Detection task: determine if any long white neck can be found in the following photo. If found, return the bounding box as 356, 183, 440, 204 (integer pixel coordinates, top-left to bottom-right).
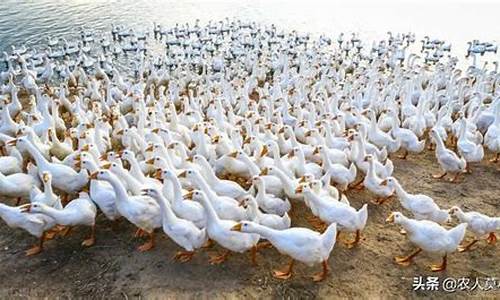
392, 180, 409, 199
246, 197, 261, 220
255, 180, 266, 196
36, 205, 66, 223
240, 154, 260, 176
167, 175, 184, 204
43, 180, 54, 198
83, 159, 99, 173
271, 169, 294, 189
23, 140, 49, 168
154, 193, 178, 223
198, 158, 219, 183
432, 132, 446, 152
105, 173, 129, 202
193, 174, 217, 200
0, 203, 16, 217
244, 223, 279, 240
197, 193, 220, 225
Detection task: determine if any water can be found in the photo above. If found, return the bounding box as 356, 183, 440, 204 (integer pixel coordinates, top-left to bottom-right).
0, 0, 498, 60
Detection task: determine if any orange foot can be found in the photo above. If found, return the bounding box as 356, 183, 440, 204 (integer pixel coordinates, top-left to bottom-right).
134, 228, 146, 238
272, 269, 292, 280
138, 240, 154, 252
208, 251, 229, 265
430, 263, 446, 272
45, 230, 57, 240
256, 241, 273, 250
311, 261, 329, 282
394, 256, 413, 266
201, 239, 214, 249
60, 226, 72, 237
432, 172, 446, 179
81, 237, 95, 247
344, 235, 361, 249
173, 251, 195, 263
25, 245, 42, 256
311, 271, 327, 282
487, 233, 497, 245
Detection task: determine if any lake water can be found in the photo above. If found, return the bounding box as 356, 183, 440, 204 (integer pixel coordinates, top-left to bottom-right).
0, 0, 498, 62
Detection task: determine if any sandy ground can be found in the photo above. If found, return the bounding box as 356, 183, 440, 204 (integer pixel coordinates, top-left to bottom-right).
0, 149, 498, 299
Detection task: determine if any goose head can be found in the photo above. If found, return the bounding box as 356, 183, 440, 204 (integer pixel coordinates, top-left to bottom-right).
20, 202, 46, 213
140, 187, 162, 200
380, 176, 396, 187
41, 171, 52, 184
231, 221, 258, 232
448, 206, 463, 219
294, 182, 312, 194
385, 212, 404, 224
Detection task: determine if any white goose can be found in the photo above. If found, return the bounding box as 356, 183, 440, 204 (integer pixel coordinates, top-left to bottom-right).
77, 154, 119, 221
24, 192, 97, 247
157, 169, 206, 229
232, 221, 337, 282
297, 183, 368, 248
448, 206, 499, 252
192, 154, 247, 199
142, 188, 208, 262
9, 137, 88, 195
239, 195, 291, 230
386, 212, 467, 272
429, 128, 466, 182
188, 190, 260, 265
0, 169, 39, 205
94, 170, 161, 251
0, 202, 56, 255
383, 177, 449, 224
179, 169, 247, 221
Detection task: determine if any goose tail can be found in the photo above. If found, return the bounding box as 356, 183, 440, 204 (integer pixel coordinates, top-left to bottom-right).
282, 212, 291, 228
384, 159, 394, 177
348, 163, 357, 182
356, 204, 369, 230
448, 223, 468, 247
321, 222, 337, 254
415, 139, 426, 153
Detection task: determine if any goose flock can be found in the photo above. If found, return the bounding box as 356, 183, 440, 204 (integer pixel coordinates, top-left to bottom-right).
0, 19, 499, 282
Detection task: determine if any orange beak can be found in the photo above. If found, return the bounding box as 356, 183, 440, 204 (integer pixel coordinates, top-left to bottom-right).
385, 213, 395, 223
260, 146, 268, 157
230, 223, 242, 231
183, 190, 194, 200
19, 204, 31, 213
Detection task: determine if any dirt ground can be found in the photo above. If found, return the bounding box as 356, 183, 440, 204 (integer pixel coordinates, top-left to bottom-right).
0, 149, 498, 299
